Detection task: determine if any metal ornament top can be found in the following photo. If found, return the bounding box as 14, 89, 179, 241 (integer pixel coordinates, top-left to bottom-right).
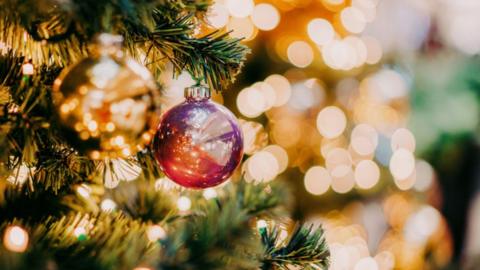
184, 85, 212, 101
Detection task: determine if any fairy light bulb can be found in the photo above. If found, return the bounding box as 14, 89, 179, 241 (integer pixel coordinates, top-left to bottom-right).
203, 188, 218, 200
100, 199, 117, 212
73, 227, 87, 239
147, 225, 167, 242
3, 226, 29, 253
256, 219, 268, 230
177, 196, 192, 211
22, 62, 34, 75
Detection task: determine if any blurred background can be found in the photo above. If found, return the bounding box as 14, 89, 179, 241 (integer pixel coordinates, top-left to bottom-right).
161, 0, 480, 269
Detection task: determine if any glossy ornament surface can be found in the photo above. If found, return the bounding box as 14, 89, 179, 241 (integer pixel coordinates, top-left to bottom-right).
153, 85, 243, 189
53, 33, 160, 159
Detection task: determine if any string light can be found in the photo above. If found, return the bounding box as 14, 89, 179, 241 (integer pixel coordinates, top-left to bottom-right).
177, 196, 192, 212
247, 151, 279, 182
225, 0, 254, 18
251, 3, 280, 31
316, 106, 347, 139
304, 166, 331, 195
262, 145, 289, 174
147, 225, 167, 242
340, 7, 367, 34
391, 128, 416, 152
256, 219, 268, 230
22, 62, 34, 75
287, 41, 314, 68
354, 160, 380, 189
307, 18, 335, 45
3, 225, 29, 253
73, 226, 87, 241
76, 184, 91, 198
203, 188, 218, 200
100, 199, 117, 212
207, 2, 229, 28
227, 17, 257, 40
264, 74, 292, 107
389, 148, 415, 181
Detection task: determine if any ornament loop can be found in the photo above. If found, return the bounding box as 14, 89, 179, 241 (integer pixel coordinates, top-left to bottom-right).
184, 85, 211, 101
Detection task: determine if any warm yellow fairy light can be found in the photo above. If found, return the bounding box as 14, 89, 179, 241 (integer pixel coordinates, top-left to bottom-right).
304, 166, 332, 195
361, 36, 383, 65
236, 87, 267, 118
322, 39, 349, 70
73, 227, 87, 238
100, 199, 117, 212
394, 170, 416, 190
307, 18, 335, 45
354, 160, 380, 189
263, 145, 289, 174
207, 2, 230, 29
225, 0, 254, 18
414, 160, 434, 192
389, 148, 415, 180
251, 3, 280, 31
264, 74, 292, 107
351, 124, 378, 156
147, 225, 166, 242
22, 63, 34, 75
340, 7, 367, 34
76, 184, 91, 198
226, 17, 256, 40
247, 151, 279, 182
203, 188, 218, 200
252, 81, 276, 110
326, 147, 352, 171
354, 257, 379, 270
287, 41, 314, 68
331, 165, 355, 193
344, 36, 367, 68
316, 106, 347, 139
177, 196, 192, 211
3, 226, 28, 253
321, 137, 347, 159
256, 219, 268, 230
391, 128, 416, 152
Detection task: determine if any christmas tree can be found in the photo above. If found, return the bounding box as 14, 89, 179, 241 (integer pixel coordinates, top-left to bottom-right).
0, 0, 329, 269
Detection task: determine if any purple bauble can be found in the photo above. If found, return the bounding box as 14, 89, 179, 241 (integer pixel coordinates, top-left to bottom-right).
153, 86, 243, 189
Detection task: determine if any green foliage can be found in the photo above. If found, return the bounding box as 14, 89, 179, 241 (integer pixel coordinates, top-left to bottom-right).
0, 0, 329, 269
261, 223, 330, 270
0, 0, 248, 89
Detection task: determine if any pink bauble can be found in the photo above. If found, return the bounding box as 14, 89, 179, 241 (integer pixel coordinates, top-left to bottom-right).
153, 86, 243, 189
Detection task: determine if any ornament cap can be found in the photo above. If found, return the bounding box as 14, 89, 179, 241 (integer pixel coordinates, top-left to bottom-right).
184, 85, 211, 101
93, 33, 123, 56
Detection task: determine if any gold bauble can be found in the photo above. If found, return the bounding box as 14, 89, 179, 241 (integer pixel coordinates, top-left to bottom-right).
53, 33, 160, 159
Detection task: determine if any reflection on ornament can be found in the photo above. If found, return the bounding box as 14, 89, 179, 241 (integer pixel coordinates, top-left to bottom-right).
53, 34, 160, 159
153, 85, 243, 189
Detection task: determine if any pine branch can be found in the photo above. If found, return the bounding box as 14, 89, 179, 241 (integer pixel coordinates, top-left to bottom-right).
0, 0, 248, 89
0, 213, 158, 270
261, 224, 330, 270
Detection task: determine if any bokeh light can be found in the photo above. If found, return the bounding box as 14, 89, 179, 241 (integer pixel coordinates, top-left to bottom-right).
251, 3, 280, 31
307, 18, 335, 45
287, 41, 314, 68
304, 166, 332, 195
317, 106, 347, 139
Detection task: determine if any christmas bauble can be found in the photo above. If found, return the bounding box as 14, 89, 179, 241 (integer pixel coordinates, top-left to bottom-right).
153, 85, 243, 189
53, 33, 160, 159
